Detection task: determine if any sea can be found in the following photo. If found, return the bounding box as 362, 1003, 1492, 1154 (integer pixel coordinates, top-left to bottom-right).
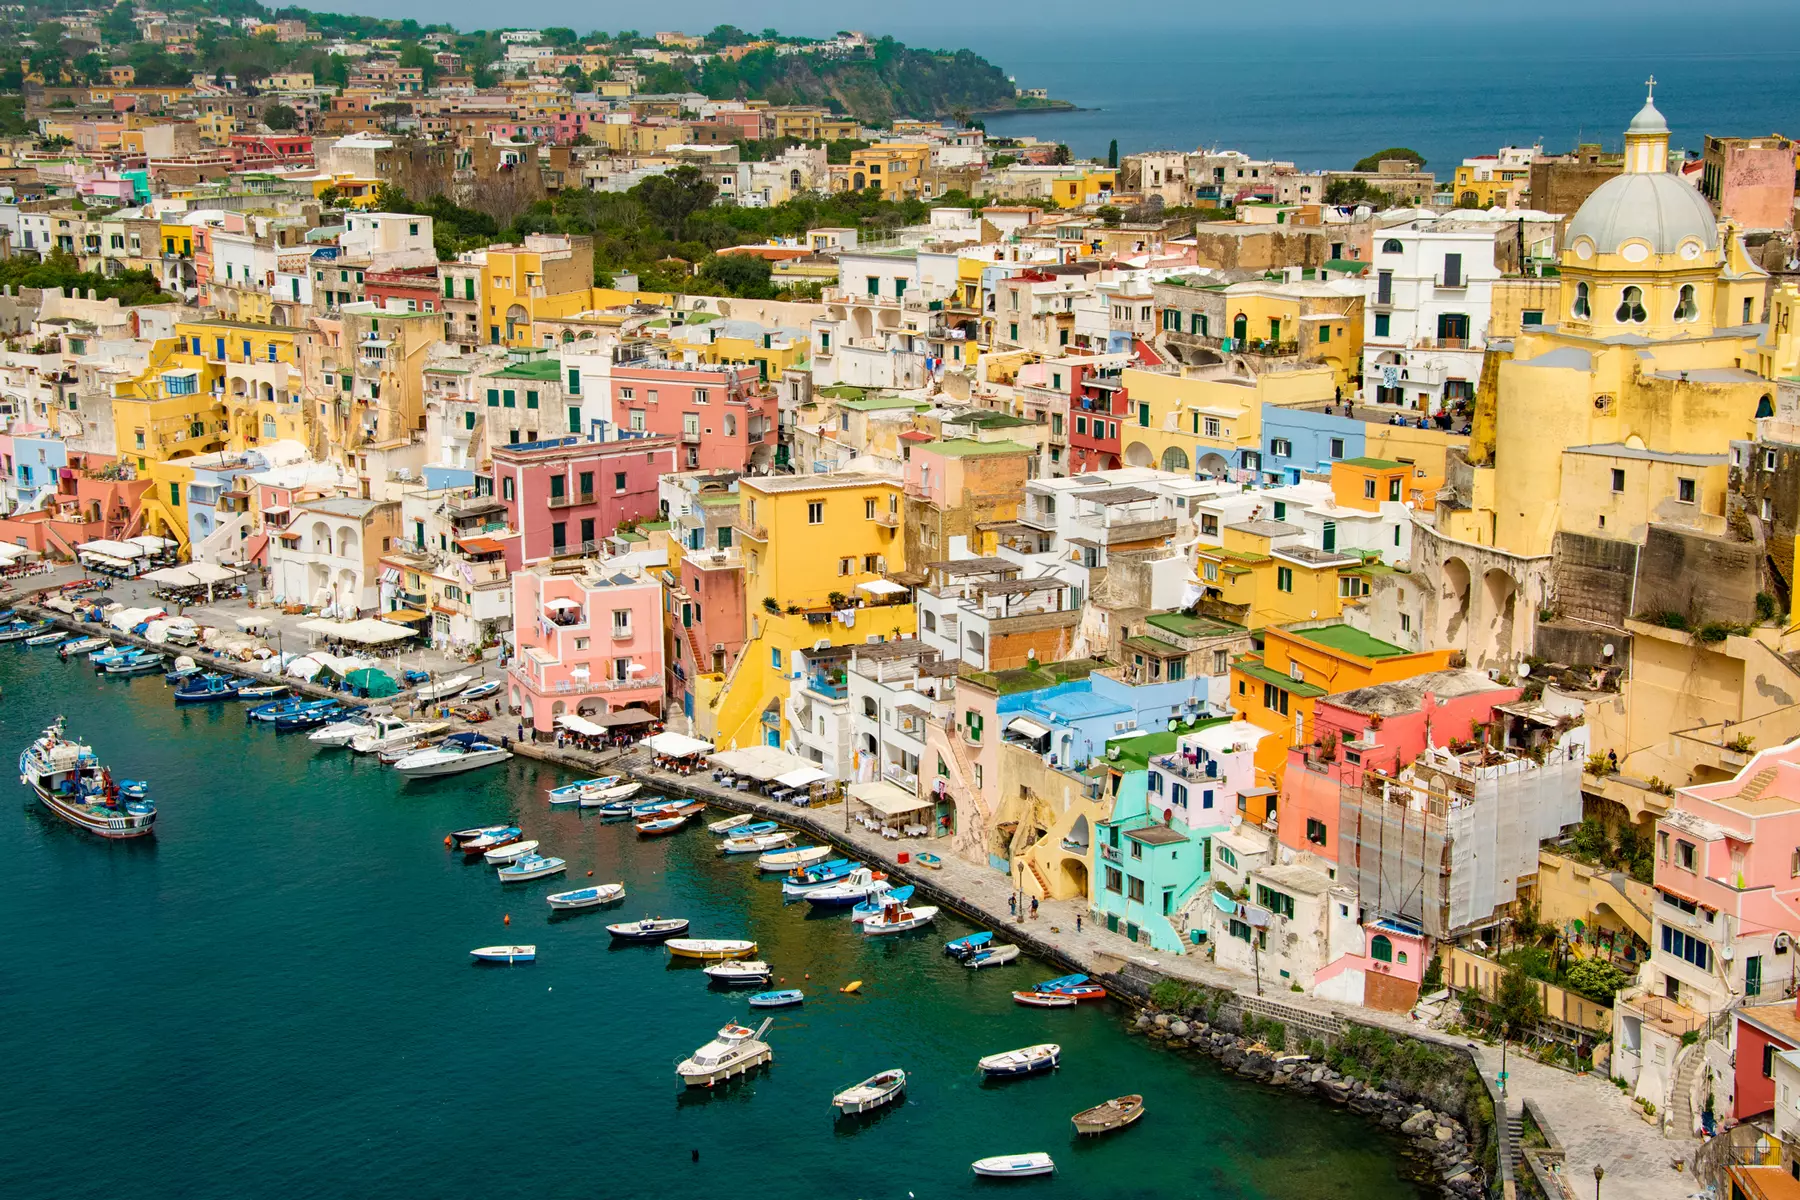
0, 644, 1433, 1200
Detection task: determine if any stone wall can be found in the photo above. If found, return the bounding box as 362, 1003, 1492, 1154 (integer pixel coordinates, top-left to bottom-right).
1636, 524, 1761, 624
1551, 531, 1639, 626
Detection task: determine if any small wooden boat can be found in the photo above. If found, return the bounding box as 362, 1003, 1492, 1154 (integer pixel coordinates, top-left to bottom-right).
237, 683, 289, 699
607, 917, 689, 941
1071, 1094, 1144, 1136
462, 679, 501, 701
0, 619, 53, 642
666, 938, 756, 960
720, 830, 795, 855
718, 819, 779, 838
707, 812, 755, 834
58, 636, 108, 659
1059, 984, 1108, 1002
635, 815, 687, 836
546, 883, 624, 910
460, 827, 521, 855
414, 672, 472, 701
860, 903, 939, 936
703, 959, 771, 986
24, 629, 68, 646
915, 851, 943, 869
756, 844, 831, 872
106, 652, 165, 676
470, 944, 535, 963
834, 1068, 906, 1116
748, 989, 804, 1008
547, 776, 619, 805
1012, 990, 1078, 1008
780, 859, 860, 899
1031, 973, 1087, 992
581, 782, 643, 808
977, 1043, 1060, 1078
676, 1019, 772, 1088
482, 839, 540, 864
450, 823, 511, 843
447, 704, 491, 723
971, 1153, 1054, 1178
945, 931, 994, 959
173, 673, 243, 702
965, 943, 1020, 969
497, 854, 567, 883
852, 884, 913, 923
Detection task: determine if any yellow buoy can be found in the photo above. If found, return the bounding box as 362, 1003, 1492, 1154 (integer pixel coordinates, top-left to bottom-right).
841, 980, 863, 994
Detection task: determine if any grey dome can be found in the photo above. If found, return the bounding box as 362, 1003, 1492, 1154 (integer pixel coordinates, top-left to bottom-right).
1628, 99, 1668, 134
1566, 171, 1719, 256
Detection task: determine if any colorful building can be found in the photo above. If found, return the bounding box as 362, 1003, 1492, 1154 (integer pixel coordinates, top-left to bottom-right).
508, 561, 667, 736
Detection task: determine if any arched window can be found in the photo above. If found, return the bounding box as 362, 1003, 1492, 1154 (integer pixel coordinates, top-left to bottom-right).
1616, 286, 1647, 324
1232, 313, 1248, 342
1572, 281, 1590, 319
1674, 284, 1698, 322
1370, 934, 1394, 962
1397, 951, 1409, 964
1382, 238, 1404, 253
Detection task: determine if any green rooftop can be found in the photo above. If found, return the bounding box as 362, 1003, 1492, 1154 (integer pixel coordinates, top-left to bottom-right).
961, 657, 1108, 696
697, 493, 739, 506
837, 394, 924, 412
816, 385, 867, 400
1122, 634, 1185, 657
489, 359, 564, 381
1323, 258, 1371, 275
961, 411, 1034, 429
1291, 623, 1409, 659
1146, 611, 1245, 640
1338, 457, 1405, 470
925, 438, 1035, 457
1233, 657, 1328, 698
1105, 716, 1231, 772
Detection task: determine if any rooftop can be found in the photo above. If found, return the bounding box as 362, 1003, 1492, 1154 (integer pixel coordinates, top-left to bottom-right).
1146, 611, 1246, 640
1290, 623, 1410, 659
925, 438, 1035, 457
1325, 668, 1510, 716
488, 358, 565, 381
1338, 456, 1405, 470
961, 657, 1108, 696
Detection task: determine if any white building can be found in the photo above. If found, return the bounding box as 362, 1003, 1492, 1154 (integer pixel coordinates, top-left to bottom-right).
338, 211, 437, 269
268, 496, 395, 616
1361, 217, 1502, 414
847, 641, 953, 793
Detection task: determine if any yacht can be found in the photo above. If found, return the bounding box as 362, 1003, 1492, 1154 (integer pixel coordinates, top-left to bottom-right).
392, 732, 512, 779
676, 1020, 773, 1088
351, 716, 448, 755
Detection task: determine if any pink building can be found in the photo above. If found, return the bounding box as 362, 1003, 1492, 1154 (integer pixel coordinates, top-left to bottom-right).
1278, 669, 1516, 863
492, 436, 675, 565
610, 360, 777, 473
508, 562, 666, 736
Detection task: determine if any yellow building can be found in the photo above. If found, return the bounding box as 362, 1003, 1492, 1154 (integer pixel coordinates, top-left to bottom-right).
1196, 519, 1362, 631
312, 173, 381, 207
1117, 363, 1334, 474
482, 239, 597, 346
1221, 277, 1364, 387
841, 143, 930, 200
267, 72, 315, 90
196, 111, 238, 145
1050, 170, 1118, 208
710, 473, 913, 752
159, 221, 194, 258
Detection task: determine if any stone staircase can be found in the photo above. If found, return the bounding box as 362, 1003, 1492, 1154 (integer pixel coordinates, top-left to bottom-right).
1024, 855, 1051, 898
1505, 1104, 1526, 1174
1666, 1041, 1704, 1139
1738, 767, 1778, 800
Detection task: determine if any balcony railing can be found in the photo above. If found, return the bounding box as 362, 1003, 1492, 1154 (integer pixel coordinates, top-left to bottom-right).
872, 510, 900, 527
881, 764, 919, 792
681, 429, 701, 444
546, 492, 594, 509
732, 518, 768, 542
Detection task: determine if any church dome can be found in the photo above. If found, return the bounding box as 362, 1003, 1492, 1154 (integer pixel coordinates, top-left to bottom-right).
1627, 98, 1668, 135
1565, 171, 1719, 257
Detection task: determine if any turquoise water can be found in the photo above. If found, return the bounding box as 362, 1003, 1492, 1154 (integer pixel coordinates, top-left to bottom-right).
2, 646, 1431, 1199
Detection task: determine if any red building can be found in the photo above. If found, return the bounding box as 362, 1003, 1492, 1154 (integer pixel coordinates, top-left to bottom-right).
364, 266, 445, 316
1068, 362, 1125, 472
228, 133, 313, 168
491, 436, 676, 566
609, 359, 777, 473
1732, 998, 1800, 1122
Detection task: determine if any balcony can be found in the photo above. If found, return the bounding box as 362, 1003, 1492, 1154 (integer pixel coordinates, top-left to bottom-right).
872, 510, 900, 528
732, 518, 768, 542
546, 492, 594, 509
804, 674, 848, 701
509, 664, 654, 696
881, 763, 919, 792
549, 539, 602, 558
610, 624, 634, 640
681, 429, 701, 444
1434, 273, 1469, 290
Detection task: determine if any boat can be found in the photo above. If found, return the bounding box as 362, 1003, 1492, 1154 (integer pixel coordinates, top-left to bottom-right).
719, 819, 778, 838
780, 860, 861, 899
470, 944, 535, 964
236, 683, 289, 700
1057, 984, 1109, 1002
606, 917, 688, 941
162, 656, 201, 682
756, 844, 831, 872
801, 867, 888, 907
703, 960, 772, 986
116, 779, 150, 800
24, 629, 67, 646
965, 944, 1020, 969
17, 718, 155, 839
579, 782, 642, 809
247, 696, 316, 722
546, 776, 620, 805
0, 619, 53, 642
173, 673, 243, 703
462, 679, 501, 701
1030, 974, 1106, 1001
482, 839, 540, 864
447, 704, 491, 723
915, 851, 942, 869
976, 1043, 1061, 1078
945, 931, 994, 960
459, 827, 522, 855
450, 823, 512, 844
105, 651, 165, 676
393, 732, 512, 778
851, 884, 913, 923
275, 704, 348, 732
350, 716, 448, 755
971, 1153, 1055, 1179
676, 1019, 772, 1088
635, 815, 687, 836
58, 636, 108, 659
719, 830, 794, 855
748, 989, 805, 1009
666, 938, 756, 960
629, 798, 679, 818
1071, 1095, 1145, 1136
546, 883, 624, 910
310, 716, 378, 747
497, 854, 567, 883
91, 644, 143, 667
1031, 973, 1088, 992
860, 902, 939, 936
707, 813, 765, 835
833, 1068, 906, 1116
414, 672, 473, 701
1012, 990, 1078, 1009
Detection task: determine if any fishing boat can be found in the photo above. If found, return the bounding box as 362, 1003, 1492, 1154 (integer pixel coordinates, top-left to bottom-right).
945, 931, 994, 960
1071, 1095, 1144, 1136
414, 672, 473, 701
976, 1043, 1061, 1078
860, 902, 939, 936
799, 866, 885, 907
606, 917, 688, 941
497, 854, 567, 883
965, 943, 1020, 969
546, 883, 624, 910
351, 717, 448, 755
450, 823, 511, 844
24, 629, 68, 646
58, 636, 108, 659
247, 696, 312, 722
707, 813, 766, 835
748, 989, 804, 1009
719, 830, 794, 855
17, 718, 155, 839
833, 1068, 906, 1116
393, 732, 512, 778
756, 844, 831, 872
1030, 974, 1106, 1001
666, 938, 757, 960
546, 776, 620, 805
482, 839, 539, 864
635, 815, 687, 836
0, 619, 53, 642
703, 959, 772, 986
276, 704, 348, 732
173, 673, 242, 703
1012, 990, 1078, 1009
719, 820, 780, 839
851, 884, 913, 923
1058, 984, 1108, 1002
915, 851, 942, 869
469, 944, 535, 964
676, 1019, 772, 1088
236, 683, 289, 700
780, 859, 860, 899
105, 650, 165, 676
462, 679, 501, 701
971, 1153, 1055, 1179
579, 782, 642, 809
162, 656, 201, 682
91, 644, 142, 667
1031, 973, 1087, 992
629, 798, 679, 818
459, 827, 522, 855
309, 715, 379, 747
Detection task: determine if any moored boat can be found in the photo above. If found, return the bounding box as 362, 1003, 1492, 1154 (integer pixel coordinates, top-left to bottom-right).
582, 782, 645, 809
173, 672, 242, 703
0, 619, 53, 642
58, 635, 108, 659
310, 716, 377, 747
707, 813, 768, 835
393, 732, 512, 778
482, 839, 539, 864
450, 823, 511, 843
17, 717, 155, 839
247, 696, 315, 722
860, 902, 939, 936
459, 826, 521, 855
414, 672, 473, 701
676, 1019, 772, 1088
971, 1153, 1054, 1178
945, 931, 994, 959
1071, 1094, 1144, 1136
634, 815, 687, 836
350, 716, 447, 755
547, 776, 619, 805
748, 989, 804, 1009
851, 884, 912, 923
977, 1043, 1060, 1078
719, 830, 794, 855
1012, 990, 1078, 1009
104, 650, 164, 675
703, 959, 771, 986
273, 703, 347, 732
24, 629, 68, 646
801, 867, 886, 907
470, 944, 535, 963
756, 844, 831, 872
779, 859, 859, 899
496, 854, 567, 883
546, 883, 624, 910
1057, 984, 1108, 1002
833, 1068, 906, 1116
666, 938, 756, 960
606, 917, 688, 941
236, 683, 289, 700
965, 943, 1020, 969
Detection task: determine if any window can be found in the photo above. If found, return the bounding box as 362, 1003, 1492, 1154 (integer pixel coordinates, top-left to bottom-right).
1307, 818, 1327, 846
1076, 416, 1088, 435
839, 557, 853, 576
1677, 477, 1696, 504
1616, 286, 1647, 324
1203, 561, 1219, 582
1329, 437, 1345, 459
1381, 238, 1404, 254
503, 390, 516, 409
1661, 923, 1712, 971
1374, 313, 1390, 338
1277, 566, 1293, 592
551, 521, 566, 550
1676, 840, 1697, 871
1675, 285, 1698, 322
807, 501, 824, 525
1127, 877, 1145, 903
1273, 501, 1286, 521
772, 648, 783, 670
1104, 867, 1123, 894
1364, 478, 1377, 500
502, 477, 515, 501
1573, 282, 1591, 320
1262, 682, 1289, 715
1212, 649, 1229, 675
1522, 310, 1544, 327
1272, 438, 1292, 458
1255, 885, 1295, 919
1204, 417, 1221, 438
526, 390, 538, 410
863, 554, 878, 572
1371, 934, 1394, 962
1746, 297, 1756, 324
1763, 498, 1774, 522
1389, 478, 1402, 502
567, 369, 580, 395
1319, 325, 1330, 344
612, 609, 631, 636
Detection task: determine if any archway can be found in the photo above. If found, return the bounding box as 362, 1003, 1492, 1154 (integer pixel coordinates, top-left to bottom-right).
1197, 452, 1229, 477
1232, 313, 1247, 342
1123, 441, 1153, 468
1065, 813, 1090, 851
1482, 568, 1518, 665
1160, 446, 1190, 472
1440, 556, 1471, 645
1058, 856, 1090, 896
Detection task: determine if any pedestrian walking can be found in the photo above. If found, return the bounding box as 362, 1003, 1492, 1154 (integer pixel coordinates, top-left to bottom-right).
1076, 913, 1082, 932
1030, 896, 1039, 919
517, 721, 525, 741
1009, 895, 1017, 917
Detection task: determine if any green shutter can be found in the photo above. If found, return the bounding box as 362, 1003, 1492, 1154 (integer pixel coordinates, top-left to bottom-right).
567, 406, 581, 434
526, 390, 539, 409
503, 390, 515, 408
487, 389, 499, 407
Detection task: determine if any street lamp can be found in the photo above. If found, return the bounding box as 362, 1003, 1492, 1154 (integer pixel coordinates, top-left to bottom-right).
1593, 1162, 1603, 1200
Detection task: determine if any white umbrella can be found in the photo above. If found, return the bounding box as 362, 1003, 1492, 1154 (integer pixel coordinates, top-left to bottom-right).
544, 598, 580, 611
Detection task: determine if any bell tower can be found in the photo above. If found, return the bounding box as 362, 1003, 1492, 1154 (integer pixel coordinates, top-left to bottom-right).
1623, 76, 1670, 175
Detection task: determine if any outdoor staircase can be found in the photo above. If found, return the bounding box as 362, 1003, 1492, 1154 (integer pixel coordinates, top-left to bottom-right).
1025, 856, 1051, 898
191, 513, 248, 565
1504, 1104, 1526, 1174
1666, 1043, 1704, 1140
1738, 768, 1778, 800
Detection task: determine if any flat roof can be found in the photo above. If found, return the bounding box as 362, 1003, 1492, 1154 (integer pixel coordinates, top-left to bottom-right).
1146, 611, 1245, 640
925, 438, 1034, 457
1290, 623, 1409, 659
1339, 456, 1405, 470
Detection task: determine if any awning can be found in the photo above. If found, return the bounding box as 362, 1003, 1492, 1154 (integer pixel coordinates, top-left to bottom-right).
594, 708, 656, 727
235, 615, 272, 631
555, 714, 606, 736
856, 579, 908, 596
77, 539, 143, 559
544, 598, 580, 611
379, 567, 401, 584
81, 552, 134, 568
261, 505, 290, 516
456, 536, 506, 554
128, 535, 178, 551
709, 745, 811, 781
1006, 716, 1053, 740
0, 543, 35, 563
775, 766, 831, 789
383, 609, 430, 624
647, 731, 713, 757
297, 617, 417, 644
847, 780, 932, 818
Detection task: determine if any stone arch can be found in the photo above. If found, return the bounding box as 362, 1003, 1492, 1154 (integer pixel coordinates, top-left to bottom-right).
1440, 556, 1472, 645
1481, 568, 1519, 666
1197, 451, 1229, 477
1065, 813, 1090, 851
1160, 446, 1190, 472
1123, 440, 1154, 468
1058, 855, 1089, 896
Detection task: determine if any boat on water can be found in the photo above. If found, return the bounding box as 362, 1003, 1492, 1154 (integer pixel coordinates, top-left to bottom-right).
666, 938, 756, 960
393, 732, 512, 778
977, 1043, 1061, 1078
799, 866, 885, 907
17, 718, 155, 839
497, 854, 567, 883
58, 636, 108, 659
104, 650, 165, 676
707, 813, 766, 835
703, 959, 771, 986
482, 839, 539, 864
91, 644, 142, 667
851, 884, 913, 923
24, 629, 68, 646
780, 860, 860, 899
715, 819, 779, 840
676, 1019, 772, 1088
462, 680, 501, 701
748, 989, 804, 1009
546, 776, 619, 805
945, 931, 994, 959
351, 716, 448, 755
971, 1153, 1054, 1179
449, 823, 511, 844
860, 902, 939, 936
236, 683, 289, 700
1029, 974, 1107, 1001
635, 815, 687, 836
719, 830, 794, 855
275, 704, 346, 733
579, 782, 642, 809
1057, 985, 1108, 1002
173, 673, 243, 703
309, 715, 379, 747
0, 619, 53, 642
834, 1068, 906, 1116
1031, 973, 1087, 992
247, 696, 315, 722
756, 844, 831, 872
965, 943, 1020, 969
459, 827, 522, 855
546, 883, 624, 910
414, 672, 473, 701
606, 917, 688, 941
1012, 990, 1078, 1009
162, 656, 201, 682
470, 944, 535, 964
1072, 1095, 1144, 1136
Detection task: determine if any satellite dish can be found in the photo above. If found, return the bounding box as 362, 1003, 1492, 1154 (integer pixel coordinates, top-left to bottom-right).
1603, 643, 1615, 658
1517, 663, 1531, 677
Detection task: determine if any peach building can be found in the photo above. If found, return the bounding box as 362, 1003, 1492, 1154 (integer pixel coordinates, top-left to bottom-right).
508, 561, 666, 737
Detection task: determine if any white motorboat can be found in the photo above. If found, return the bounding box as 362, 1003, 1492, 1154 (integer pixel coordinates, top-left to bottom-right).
414, 672, 473, 701
719, 831, 795, 855
393, 733, 512, 779
860, 903, 939, 936
977, 1043, 1061, 1078
496, 854, 567, 883
965, 943, 1020, 969
546, 883, 624, 910
676, 1019, 773, 1088
803, 868, 886, 907
483, 839, 540, 864
971, 1153, 1055, 1178
578, 782, 642, 808
351, 716, 448, 755
58, 635, 108, 657
309, 716, 377, 747
833, 1068, 907, 1116
756, 844, 832, 872
470, 944, 535, 963
702, 959, 772, 985
547, 776, 620, 805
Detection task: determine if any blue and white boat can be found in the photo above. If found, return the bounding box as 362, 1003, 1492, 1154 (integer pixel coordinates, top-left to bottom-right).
462, 679, 501, 701
546, 883, 625, 909
945, 931, 994, 960
546, 776, 620, 805
497, 854, 567, 883
25, 629, 68, 646
720, 819, 778, 838
248, 696, 325, 723
779, 858, 860, 899
747, 988, 804, 1008
0, 619, 52, 642
58, 636, 108, 660
851, 883, 913, 922
173, 673, 243, 703
977, 1043, 1061, 1079
18, 717, 156, 839
274, 704, 346, 732
802, 868, 886, 907
104, 649, 164, 676
1032, 973, 1090, 993
92, 644, 139, 666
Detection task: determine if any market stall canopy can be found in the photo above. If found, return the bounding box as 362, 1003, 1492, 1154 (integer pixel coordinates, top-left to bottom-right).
848, 780, 933, 818
708, 744, 810, 781
235, 614, 272, 632
855, 579, 908, 596
127, 535, 179, 552
775, 766, 832, 789
554, 714, 606, 736
142, 563, 244, 587
298, 617, 417, 645
345, 667, 399, 698
593, 708, 656, 727
0, 543, 36, 563
645, 731, 712, 757
77, 538, 146, 559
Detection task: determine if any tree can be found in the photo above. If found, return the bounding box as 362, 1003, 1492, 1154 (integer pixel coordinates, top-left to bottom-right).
1324, 177, 1394, 207
1352, 147, 1425, 172
632, 166, 717, 241
1050, 143, 1072, 166
1095, 205, 1122, 227
263, 103, 299, 130
1493, 963, 1544, 1040
1565, 958, 1630, 1005
1107, 139, 1118, 169
700, 253, 775, 298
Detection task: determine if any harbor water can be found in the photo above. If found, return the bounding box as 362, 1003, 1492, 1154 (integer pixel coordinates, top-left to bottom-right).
2, 647, 1433, 1199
